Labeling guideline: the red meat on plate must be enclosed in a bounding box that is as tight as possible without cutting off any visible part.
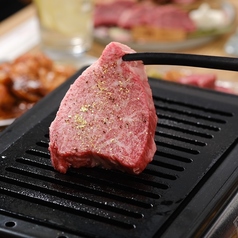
[178,73,216,89]
[94,0,136,27]
[49,42,158,174]
[118,4,196,32]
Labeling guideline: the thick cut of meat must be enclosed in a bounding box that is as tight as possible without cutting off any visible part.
[49,42,157,174]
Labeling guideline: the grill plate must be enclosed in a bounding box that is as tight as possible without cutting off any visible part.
[1,68,238,238]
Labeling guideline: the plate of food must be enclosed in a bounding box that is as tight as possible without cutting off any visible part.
[93,0,236,51]
[0,52,76,130]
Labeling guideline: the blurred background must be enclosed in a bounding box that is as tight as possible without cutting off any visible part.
[0,0,238,129]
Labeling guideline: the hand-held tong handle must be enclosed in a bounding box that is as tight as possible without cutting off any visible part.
[122,53,238,72]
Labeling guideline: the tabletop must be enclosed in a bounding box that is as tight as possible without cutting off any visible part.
[1,1,238,84]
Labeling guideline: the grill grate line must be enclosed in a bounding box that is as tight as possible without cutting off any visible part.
[153,95,233,117]
[36,140,49,148]
[155,104,227,124]
[156,141,200,155]
[150,160,185,172]
[154,151,193,163]
[155,131,207,147]
[17,158,161,198]
[18,155,167,191]
[0,184,136,230]
[2,169,143,219]
[142,168,177,181]
[26,149,50,159]
[159,123,214,139]
[157,113,220,132]
[15,156,53,170]
[6,161,155,208]
[92,168,170,190]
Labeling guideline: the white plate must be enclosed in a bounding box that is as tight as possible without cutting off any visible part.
[0,118,15,128]
[94,1,236,52]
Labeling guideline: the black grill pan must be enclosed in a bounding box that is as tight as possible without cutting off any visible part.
[0,68,238,238]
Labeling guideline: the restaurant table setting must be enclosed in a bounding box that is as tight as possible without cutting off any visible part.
[1,1,238,238]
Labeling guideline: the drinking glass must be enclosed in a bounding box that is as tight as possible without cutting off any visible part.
[34,0,94,63]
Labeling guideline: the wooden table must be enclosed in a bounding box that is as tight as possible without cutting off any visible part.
[1,1,238,84]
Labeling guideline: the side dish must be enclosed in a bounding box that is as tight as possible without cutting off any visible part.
[0,52,76,120]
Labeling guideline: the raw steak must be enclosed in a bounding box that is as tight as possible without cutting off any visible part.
[178,74,216,89]
[94,0,135,27]
[94,1,196,33]
[118,4,196,32]
[49,42,157,174]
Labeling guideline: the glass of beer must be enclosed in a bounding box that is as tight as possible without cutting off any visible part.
[34,0,94,62]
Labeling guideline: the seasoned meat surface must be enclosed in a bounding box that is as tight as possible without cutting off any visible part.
[49,42,157,174]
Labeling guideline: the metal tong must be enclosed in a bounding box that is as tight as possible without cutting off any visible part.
[122,52,238,72]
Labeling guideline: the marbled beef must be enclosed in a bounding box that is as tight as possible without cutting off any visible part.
[94,0,135,27]
[94,1,196,33]
[49,42,157,174]
[118,4,196,32]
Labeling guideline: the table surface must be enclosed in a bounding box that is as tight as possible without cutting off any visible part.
[1,1,238,84]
